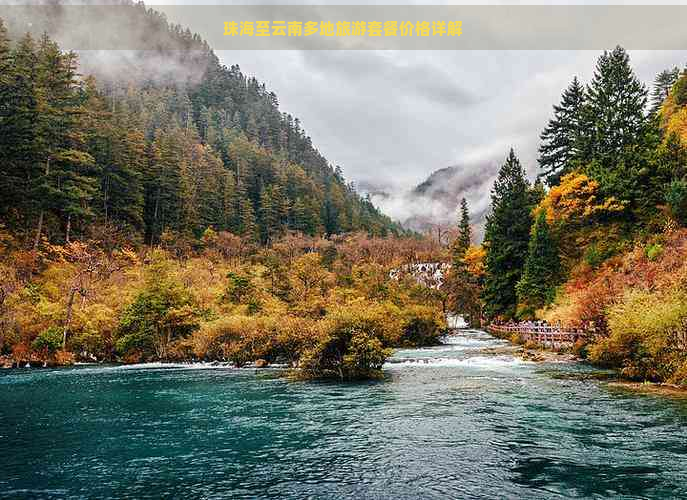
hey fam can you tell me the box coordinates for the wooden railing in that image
[487,324,586,346]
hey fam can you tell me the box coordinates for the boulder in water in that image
[254,359,269,368]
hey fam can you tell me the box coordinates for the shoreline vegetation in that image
[489,328,687,395]
[0,233,448,380]
[1,4,687,388]
[445,47,687,389]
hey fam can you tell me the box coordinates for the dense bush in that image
[223,271,257,305]
[589,288,687,384]
[665,180,687,226]
[645,243,664,261]
[583,240,624,269]
[188,315,317,367]
[31,327,63,355]
[299,309,393,380]
[399,305,445,347]
[116,258,201,361]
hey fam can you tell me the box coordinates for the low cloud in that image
[363,161,497,239]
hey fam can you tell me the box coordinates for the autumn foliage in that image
[0,231,446,378]
[544,229,687,385]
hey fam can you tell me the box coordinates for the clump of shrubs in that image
[29,327,74,366]
[31,327,63,354]
[645,243,664,262]
[186,302,445,380]
[299,310,392,380]
[1,231,448,379]
[115,258,201,362]
[589,288,687,385]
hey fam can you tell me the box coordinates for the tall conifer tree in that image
[451,198,471,271]
[516,210,560,315]
[34,35,96,244]
[2,33,40,231]
[650,67,680,115]
[457,198,471,254]
[538,77,585,186]
[579,47,656,214]
[483,149,533,319]
[578,46,648,167]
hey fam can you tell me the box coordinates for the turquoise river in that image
[1,329,687,499]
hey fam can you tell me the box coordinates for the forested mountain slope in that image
[0,2,401,248]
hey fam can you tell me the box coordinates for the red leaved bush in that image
[547,229,687,336]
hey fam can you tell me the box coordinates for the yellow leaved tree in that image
[535,172,626,270]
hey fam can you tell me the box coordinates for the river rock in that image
[254,359,269,368]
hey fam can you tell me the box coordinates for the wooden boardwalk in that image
[487,324,586,348]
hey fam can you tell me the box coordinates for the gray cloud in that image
[301,50,480,110]
[213,47,687,239]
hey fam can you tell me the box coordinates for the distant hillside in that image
[414,166,461,198]
[368,164,496,237]
[0,1,402,245]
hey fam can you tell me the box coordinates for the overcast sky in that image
[149,0,687,224]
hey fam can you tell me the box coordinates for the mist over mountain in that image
[1,1,212,86]
[365,163,498,238]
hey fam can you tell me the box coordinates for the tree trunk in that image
[33,210,44,250]
[150,185,161,246]
[33,158,50,250]
[63,287,77,350]
[65,214,71,244]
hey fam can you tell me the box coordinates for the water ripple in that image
[1,329,687,498]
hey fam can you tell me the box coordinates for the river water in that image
[1,329,687,499]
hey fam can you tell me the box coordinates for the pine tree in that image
[84,77,144,232]
[457,198,471,254]
[220,170,236,232]
[0,19,11,126]
[115,130,146,230]
[483,149,533,319]
[239,198,256,239]
[145,128,183,242]
[271,184,290,231]
[451,198,471,269]
[0,19,19,220]
[516,210,560,316]
[650,67,680,115]
[538,77,585,186]
[445,198,481,326]
[0,19,9,81]
[529,177,546,207]
[33,35,97,244]
[574,47,658,217]
[578,46,648,168]
[291,197,308,233]
[258,186,277,243]
[230,176,249,234]
[1,33,40,232]
[178,138,199,237]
